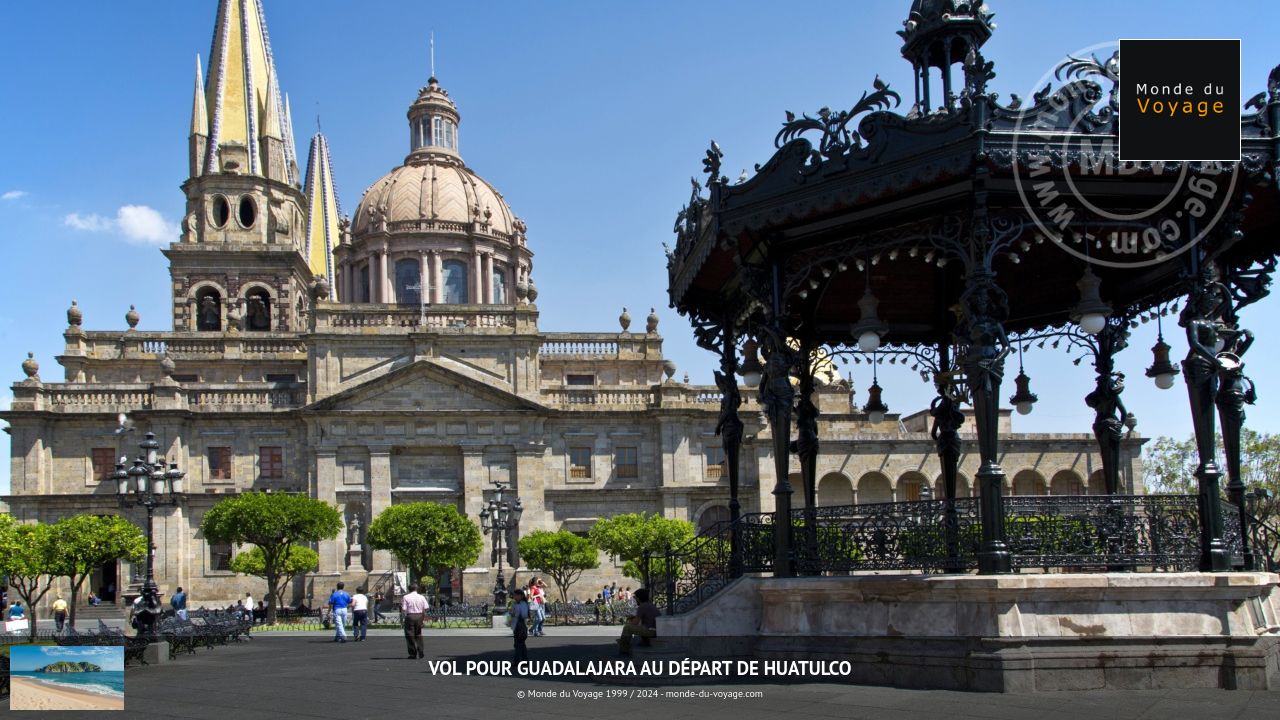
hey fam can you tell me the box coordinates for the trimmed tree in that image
[228,545,320,613]
[517,529,599,603]
[367,503,483,595]
[51,515,147,628]
[588,512,694,584]
[0,517,60,642]
[200,492,343,624]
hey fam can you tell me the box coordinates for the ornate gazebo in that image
[659,4,1280,689]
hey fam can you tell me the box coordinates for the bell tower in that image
[166,0,311,333]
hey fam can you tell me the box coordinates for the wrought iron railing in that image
[1245,512,1280,572]
[792,498,982,574]
[655,494,1251,615]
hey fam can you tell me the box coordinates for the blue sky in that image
[9,645,125,673]
[2,1,1279,495]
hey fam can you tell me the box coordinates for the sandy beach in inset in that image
[9,676,125,710]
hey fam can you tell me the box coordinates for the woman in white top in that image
[351,587,370,642]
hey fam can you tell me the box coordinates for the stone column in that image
[473,251,483,304]
[314,448,345,574]
[379,248,390,303]
[419,251,429,305]
[368,448,393,571]
[461,446,490,602]
[482,253,494,304]
[431,252,443,304]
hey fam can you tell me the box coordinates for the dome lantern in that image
[407,76,461,162]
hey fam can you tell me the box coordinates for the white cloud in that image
[1,190,27,200]
[64,205,178,245]
[117,205,178,244]
[64,212,114,232]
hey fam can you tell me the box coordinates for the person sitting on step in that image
[617,588,658,655]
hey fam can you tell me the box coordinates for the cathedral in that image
[1,0,1144,607]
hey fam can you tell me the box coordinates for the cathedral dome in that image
[350,77,524,244]
[352,158,520,240]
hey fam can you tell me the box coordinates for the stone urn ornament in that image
[21,352,39,380]
[662,358,676,382]
[646,308,659,334]
[125,305,140,329]
[67,300,83,328]
[515,279,529,303]
[312,276,331,302]
[619,307,631,332]
[159,354,177,377]
[527,282,539,302]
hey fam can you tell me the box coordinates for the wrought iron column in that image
[1217,315,1257,570]
[962,269,1012,574]
[1087,318,1130,495]
[930,344,965,572]
[793,338,820,574]
[760,264,795,577]
[713,324,745,578]
[1180,259,1231,572]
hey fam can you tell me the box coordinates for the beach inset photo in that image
[8,645,124,711]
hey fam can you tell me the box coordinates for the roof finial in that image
[430,32,436,81]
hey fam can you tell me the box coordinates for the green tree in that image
[517,530,599,602]
[1144,430,1280,495]
[367,503,483,595]
[228,545,319,613]
[50,515,147,628]
[200,492,342,623]
[588,512,694,584]
[0,518,60,642]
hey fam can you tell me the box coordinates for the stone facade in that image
[0,0,1144,611]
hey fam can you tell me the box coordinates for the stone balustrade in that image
[65,331,307,360]
[315,304,521,332]
[540,383,754,411]
[10,382,304,413]
[540,340,621,357]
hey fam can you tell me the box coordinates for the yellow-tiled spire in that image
[201,0,297,184]
[303,132,341,297]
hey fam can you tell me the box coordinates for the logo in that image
[1012,41,1240,269]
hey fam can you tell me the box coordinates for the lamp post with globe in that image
[111,431,185,637]
[478,480,522,607]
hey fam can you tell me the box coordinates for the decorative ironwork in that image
[1005,495,1200,571]
[655,513,776,615]
[774,76,902,158]
[792,499,982,574]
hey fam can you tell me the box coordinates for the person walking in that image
[241,593,254,622]
[351,586,369,642]
[328,582,352,643]
[52,596,69,632]
[527,578,547,637]
[509,589,530,666]
[170,587,188,621]
[400,583,428,659]
[371,591,386,623]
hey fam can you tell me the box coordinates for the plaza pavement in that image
[4,627,1279,719]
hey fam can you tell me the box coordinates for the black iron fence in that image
[653,494,1259,614]
[543,600,637,626]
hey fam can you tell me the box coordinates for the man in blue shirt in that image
[329,582,352,643]
[170,586,188,621]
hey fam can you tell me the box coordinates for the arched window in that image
[195,288,222,331]
[432,116,443,147]
[444,119,456,150]
[395,258,421,305]
[442,259,467,304]
[697,506,731,534]
[492,265,507,304]
[244,288,271,332]
[358,263,371,303]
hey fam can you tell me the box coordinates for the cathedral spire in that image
[189,55,208,178]
[304,132,341,298]
[201,0,296,184]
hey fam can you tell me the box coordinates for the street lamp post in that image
[478,480,522,608]
[111,431,185,638]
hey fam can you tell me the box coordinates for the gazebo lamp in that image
[739,338,764,386]
[1069,267,1111,335]
[1007,343,1038,415]
[850,287,890,352]
[1145,316,1180,389]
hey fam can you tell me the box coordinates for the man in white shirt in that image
[400,584,429,659]
[241,593,254,622]
[351,587,370,642]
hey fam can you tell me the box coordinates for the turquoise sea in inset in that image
[10,670,125,698]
